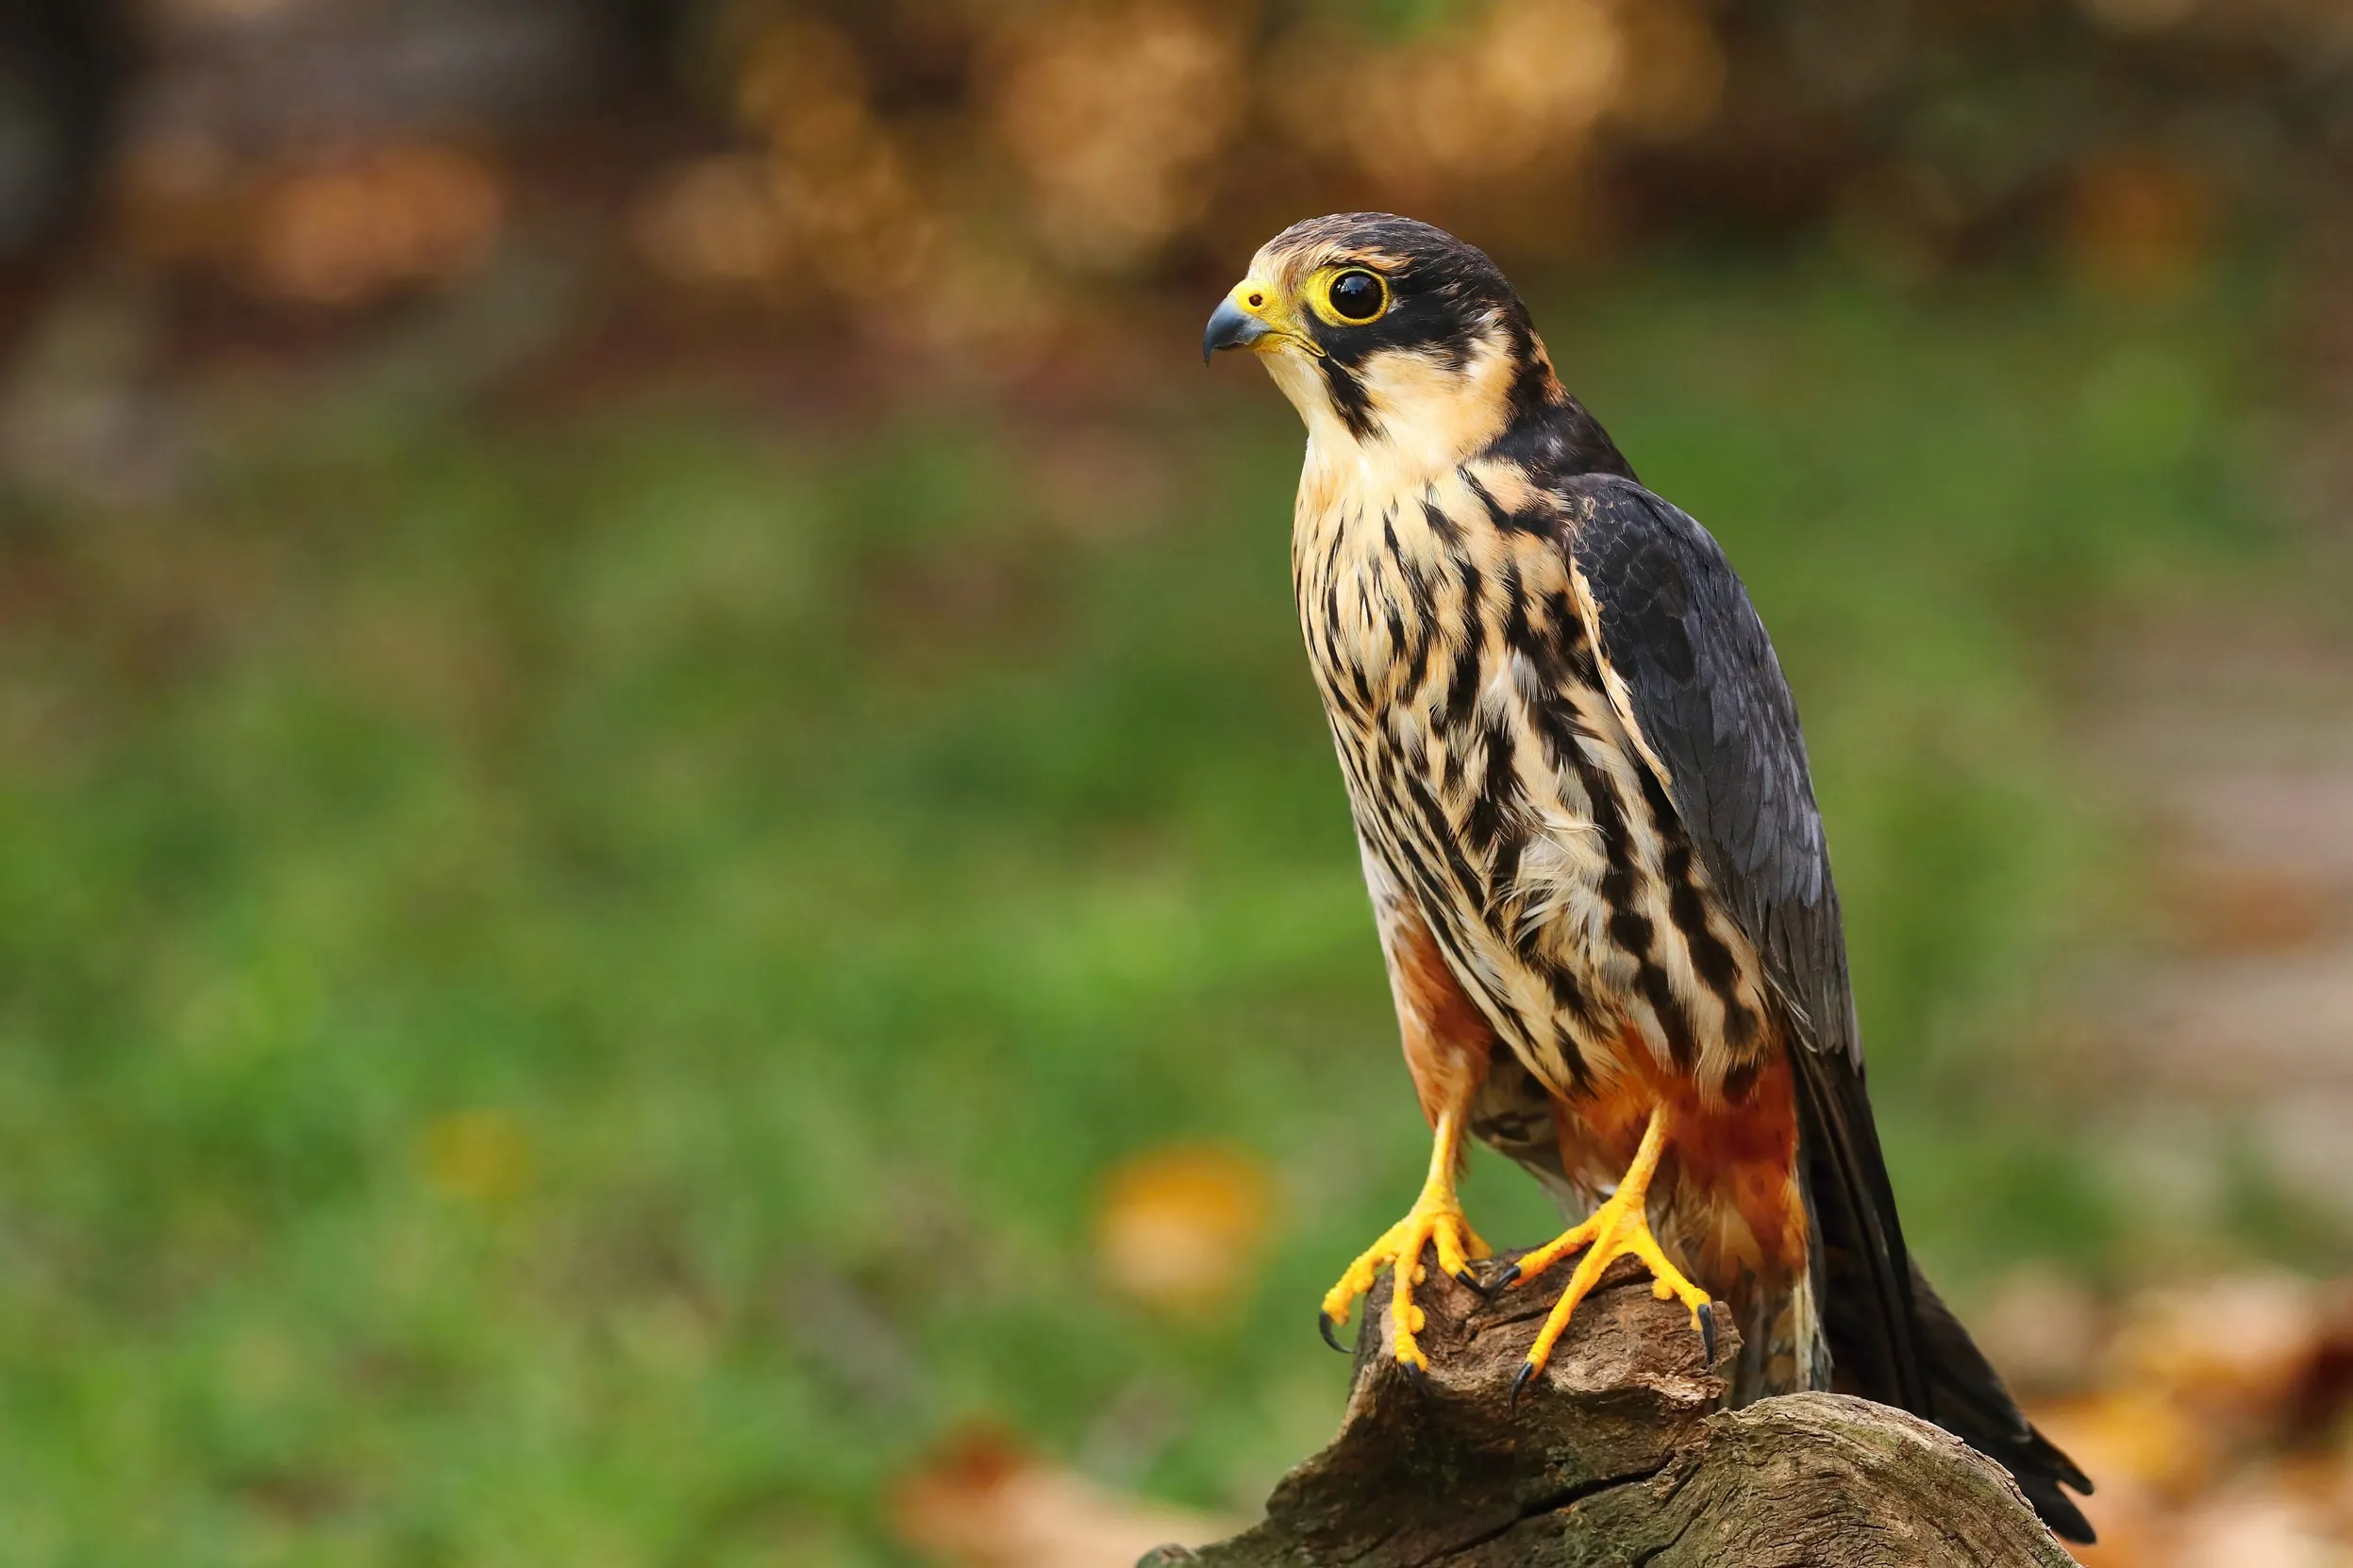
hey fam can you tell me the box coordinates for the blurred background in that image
[4,0,2353,1562]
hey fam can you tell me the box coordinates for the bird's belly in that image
[1293,470,1773,1107]
[1346,705,1772,1112]
[1420,843,1653,1095]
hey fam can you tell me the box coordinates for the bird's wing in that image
[1554,472,1924,1401]
[1556,474,1853,1065]
[1556,473,2094,1542]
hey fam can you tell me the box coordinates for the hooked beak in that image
[1202,292,1270,364]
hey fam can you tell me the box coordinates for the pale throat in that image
[1262,329,1524,518]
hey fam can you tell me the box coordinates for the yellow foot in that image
[1503,1106,1715,1400]
[1318,1166,1489,1374]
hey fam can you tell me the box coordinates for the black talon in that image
[1493,1262,1522,1292]
[1697,1301,1717,1365]
[1510,1359,1539,1410]
[1398,1357,1427,1387]
[1318,1311,1353,1354]
[1453,1268,1479,1293]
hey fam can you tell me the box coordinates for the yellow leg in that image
[1505,1103,1714,1396]
[1318,1108,1490,1373]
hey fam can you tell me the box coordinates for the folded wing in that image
[1560,473,2093,1544]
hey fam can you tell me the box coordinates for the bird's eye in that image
[1327,269,1387,322]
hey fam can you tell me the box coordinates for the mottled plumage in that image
[1206,213,2092,1543]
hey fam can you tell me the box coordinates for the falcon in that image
[1204,213,2094,1543]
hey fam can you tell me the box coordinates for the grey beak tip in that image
[1202,296,1269,364]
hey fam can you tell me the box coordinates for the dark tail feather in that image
[1788,1041,1927,1410]
[1791,1043,2095,1544]
[1911,1264,2097,1544]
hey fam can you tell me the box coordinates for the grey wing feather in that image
[1555,472,2097,1543]
[1559,473,1857,1066]
[1560,470,1923,1404]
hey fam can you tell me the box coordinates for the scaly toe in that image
[1320,1190,1488,1376]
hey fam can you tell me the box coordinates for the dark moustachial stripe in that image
[1317,357,1377,441]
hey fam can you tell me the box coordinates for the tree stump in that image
[1145,1248,2074,1568]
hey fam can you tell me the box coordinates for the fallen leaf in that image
[1094,1145,1272,1318]
[892,1425,1231,1568]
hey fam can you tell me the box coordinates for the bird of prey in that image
[1204,213,2094,1543]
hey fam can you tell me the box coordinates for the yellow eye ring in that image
[1313,267,1389,325]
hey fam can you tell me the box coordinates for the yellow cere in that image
[1228,275,1326,357]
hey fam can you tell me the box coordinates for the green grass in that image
[0,262,2289,1562]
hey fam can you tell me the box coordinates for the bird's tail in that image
[1907,1261,2097,1543]
[1793,1044,2095,1544]
[1488,1044,2096,1543]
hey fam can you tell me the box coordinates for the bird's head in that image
[1204,212,1566,478]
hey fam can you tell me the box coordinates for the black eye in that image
[1327,269,1385,322]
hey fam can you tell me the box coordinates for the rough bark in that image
[1143,1248,2073,1568]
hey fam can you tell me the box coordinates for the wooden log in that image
[1142,1248,2074,1568]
